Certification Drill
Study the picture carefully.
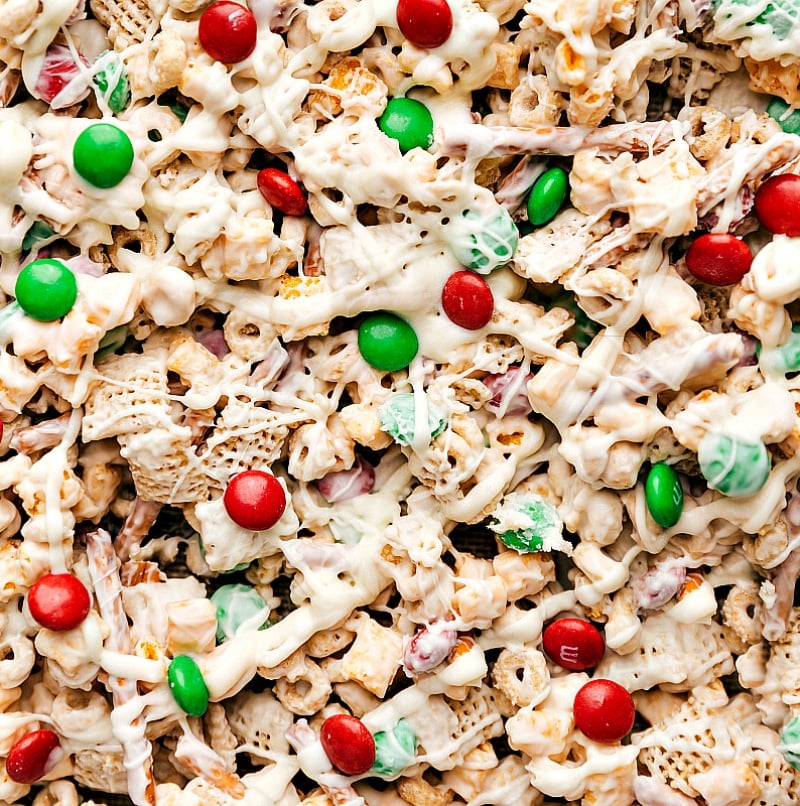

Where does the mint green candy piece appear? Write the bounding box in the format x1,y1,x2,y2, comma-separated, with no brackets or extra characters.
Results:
211,583,270,642
645,463,683,528
527,166,569,227
779,716,800,769
167,655,209,716
93,51,130,113
372,719,417,777
698,433,770,497
16,258,78,321
73,123,134,188
379,392,447,446
95,325,128,358
767,98,800,135
759,324,800,374
21,221,55,252
712,0,798,40
449,208,519,274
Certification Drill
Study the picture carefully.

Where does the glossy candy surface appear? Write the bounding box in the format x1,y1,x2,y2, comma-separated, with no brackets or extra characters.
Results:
211,583,270,642
257,168,308,216
379,392,447,445
396,0,453,49
542,618,605,671
449,208,518,273
573,679,635,743
15,259,78,321
441,271,494,330
28,573,91,631
378,98,434,153
320,714,376,775
223,469,286,531
527,166,569,226
372,719,418,776
168,655,209,716
199,1,258,63
358,313,418,371
73,123,134,188
754,174,800,236
684,233,753,286
645,463,684,528
698,433,771,497
6,729,61,784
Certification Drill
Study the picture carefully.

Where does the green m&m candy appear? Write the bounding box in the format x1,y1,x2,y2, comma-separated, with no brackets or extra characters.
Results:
379,392,447,445
698,433,771,497
15,259,78,321
378,97,434,153
779,716,800,769
167,654,209,717
372,719,418,777
767,98,800,135
712,0,798,40
489,492,568,553
759,324,800,374
527,166,569,227
449,208,519,274
73,123,134,188
645,463,683,528
93,51,131,113
21,221,55,252
210,583,270,642
549,292,601,350
358,313,418,371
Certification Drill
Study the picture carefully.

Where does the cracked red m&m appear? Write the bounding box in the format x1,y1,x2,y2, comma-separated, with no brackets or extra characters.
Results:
223,469,287,531
685,233,752,286
257,168,308,216
396,0,453,49
754,173,800,236
6,729,62,784
28,573,91,631
199,1,258,64
573,679,635,743
542,618,605,671
442,271,494,330
320,713,376,775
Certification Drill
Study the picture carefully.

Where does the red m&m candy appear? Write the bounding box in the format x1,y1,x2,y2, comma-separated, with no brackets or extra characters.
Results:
441,271,494,330
573,679,635,743
6,729,62,783
320,714,376,775
28,573,91,632
542,618,605,671
223,469,286,531
199,1,258,64
684,233,753,286
396,0,453,49
754,174,800,236
257,168,308,216
34,44,90,107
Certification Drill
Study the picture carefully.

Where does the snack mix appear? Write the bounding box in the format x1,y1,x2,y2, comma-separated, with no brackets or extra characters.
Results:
3,0,800,804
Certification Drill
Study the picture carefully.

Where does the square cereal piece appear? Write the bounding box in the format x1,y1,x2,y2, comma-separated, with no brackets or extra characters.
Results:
339,616,402,697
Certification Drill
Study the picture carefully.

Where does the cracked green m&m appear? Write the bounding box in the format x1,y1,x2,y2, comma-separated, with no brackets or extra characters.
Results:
698,433,770,497
767,98,800,135
378,97,434,153
372,719,418,777
167,654,209,717
779,715,800,769
527,166,569,227
358,312,418,371
15,259,78,321
73,123,134,188
93,51,130,113
645,463,683,528
210,583,270,642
